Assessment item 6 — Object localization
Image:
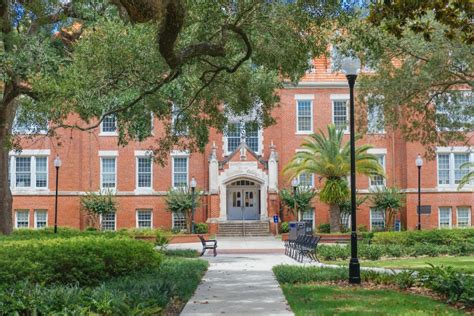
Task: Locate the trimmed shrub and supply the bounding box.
[359,244,384,260]
[317,223,331,234]
[280,222,289,233]
[273,265,347,284]
[0,258,209,315]
[372,228,474,246]
[0,237,162,286]
[194,223,209,234]
[162,249,200,258]
[318,245,349,261]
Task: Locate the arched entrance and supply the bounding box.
[226,179,261,220]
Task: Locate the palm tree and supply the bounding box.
[284,124,384,232]
[457,161,474,190]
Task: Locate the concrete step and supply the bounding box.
[217,221,271,237]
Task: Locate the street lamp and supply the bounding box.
[416,154,423,231]
[53,155,62,234]
[291,177,299,219]
[190,177,197,234]
[342,56,361,285]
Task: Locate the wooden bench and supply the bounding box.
[285,235,320,263]
[198,235,217,257]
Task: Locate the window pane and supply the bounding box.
[101,115,117,133]
[137,209,152,228]
[35,210,47,228]
[454,154,469,184]
[297,100,312,132]
[101,158,116,188]
[173,157,188,187]
[439,207,451,228]
[333,100,347,130]
[173,212,187,231]
[299,173,313,187]
[437,154,450,185]
[36,157,47,188]
[137,158,152,188]
[457,207,471,228]
[102,213,116,231]
[367,102,384,133]
[370,155,385,187]
[15,157,31,187]
[371,208,385,231]
[16,210,29,228]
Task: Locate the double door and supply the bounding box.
[228,188,259,220]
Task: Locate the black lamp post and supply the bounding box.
[53,155,62,234]
[291,177,299,218]
[342,56,361,284]
[416,154,423,230]
[190,177,197,234]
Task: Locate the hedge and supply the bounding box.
[371,228,474,246]
[0,258,209,315]
[0,237,162,286]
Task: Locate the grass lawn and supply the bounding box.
[282,284,464,315]
[361,256,474,273]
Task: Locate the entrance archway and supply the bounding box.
[226,179,261,220]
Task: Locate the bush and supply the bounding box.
[280,222,289,233]
[372,228,474,247]
[273,265,347,284]
[382,244,407,258]
[155,231,170,250]
[357,224,368,232]
[162,249,200,258]
[359,244,384,260]
[0,237,162,286]
[194,223,208,234]
[317,223,331,234]
[318,245,349,261]
[0,258,209,315]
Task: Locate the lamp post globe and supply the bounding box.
[342,55,361,285]
[416,154,423,230]
[53,155,62,234]
[291,178,299,219]
[190,177,197,234]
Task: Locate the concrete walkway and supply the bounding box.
[181,253,300,316]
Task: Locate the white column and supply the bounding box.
[209,142,219,194]
[268,140,278,193]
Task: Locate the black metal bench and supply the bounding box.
[198,235,217,257]
[285,235,320,263]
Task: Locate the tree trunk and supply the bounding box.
[329,204,341,233]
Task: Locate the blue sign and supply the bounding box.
[273,215,279,223]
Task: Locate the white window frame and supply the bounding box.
[370,208,385,231]
[136,209,153,229]
[172,212,187,231]
[34,209,48,229]
[99,114,118,136]
[295,95,314,134]
[171,104,189,136]
[224,120,262,155]
[135,151,153,191]
[9,150,50,192]
[99,151,118,190]
[171,152,189,188]
[438,207,452,228]
[300,208,315,230]
[436,147,473,188]
[367,101,385,134]
[456,207,471,228]
[298,173,314,188]
[370,154,386,188]
[331,95,349,133]
[100,212,117,231]
[15,210,29,228]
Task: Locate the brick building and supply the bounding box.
[9,56,473,234]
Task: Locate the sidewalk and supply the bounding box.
[180,253,299,316]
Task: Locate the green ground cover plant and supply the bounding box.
[371,228,474,246]
[361,256,474,274]
[273,265,474,309]
[162,249,200,258]
[0,237,162,286]
[0,258,208,315]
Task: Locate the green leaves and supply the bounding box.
[279,187,317,215]
[80,190,118,216]
[165,187,201,215]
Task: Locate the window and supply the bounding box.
[100,114,117,134]
[437,151,472,186]
[439,207,452,228]
[226,121,260,153]
[15,210,29,228]
[11,156,48,189]
[16,157,31,187]
[173,157,188,187]
[12,106,48,134]
[101,212,116,231]
[296,100,313,133]
[457,207,471,228]
[333,100,348,131]
[370,208,385,231]
[172,104,188,136]
[370,155,385,187]
[301,208,314,233]
[435,91,473,131]
[137,157,152,189]
[298,173,314,188]
[172,212,187,231]
[454,154,469,184]
[101,158,116,189]
[34,210,47,228]
[367,102,385,134]
[136,209,153,228]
